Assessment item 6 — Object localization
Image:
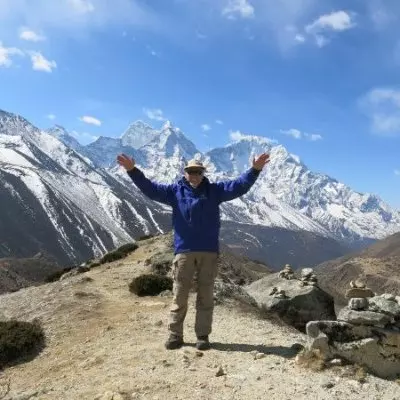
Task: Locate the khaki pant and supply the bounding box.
[168,252,219,338]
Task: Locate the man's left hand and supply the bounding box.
[252,153,270,171]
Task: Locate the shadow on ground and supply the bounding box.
[184,342,303,358]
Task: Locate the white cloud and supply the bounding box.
[307,133,322,141]
[79,115,102,126]
[47,114,56,120]
[196,32,207,40]
[30,52,57,72]
[281,128,322,141]
[222,0,254,19]
[201,124,211,132]
[395,169,400,176]
[281,128,302,139]
[305,11,355,33]
[230,130,249,141]
[143,108,166,121]
[295,34,306,43]
[216,119,223,125]
[19,28,46,42]
[67,0,95,14]
[360,88,400,136]
[0,0,158,34]
[0,42,24,67]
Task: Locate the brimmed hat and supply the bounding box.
[184,159,206,171]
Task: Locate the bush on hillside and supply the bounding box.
[100,250,125,264]
[89,262,101,268]
[99,242,139,265]
[45,266,74,282]
[129,274,173,296]
[116,242,138,255]
[137,234,154,241]
[0,320,45,368]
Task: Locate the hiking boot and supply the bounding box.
[165,334,183,350]
[196,336,211,350]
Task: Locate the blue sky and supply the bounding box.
[0,0,399,208]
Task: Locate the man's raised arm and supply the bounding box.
[117,154,174,205]
[215,153,270,203]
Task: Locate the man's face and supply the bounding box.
[184,168,204,188]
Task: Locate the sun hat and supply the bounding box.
[184,159,206,172]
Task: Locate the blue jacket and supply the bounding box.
[127,167,261,254]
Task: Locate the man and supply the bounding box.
[117,152,270,350]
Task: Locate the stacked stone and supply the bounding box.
[305,282,400,379]
[299,268,318,286]
[345,279,374,311]
[278,264,295,280]
[269,286,287,299]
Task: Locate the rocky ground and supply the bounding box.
[1,238,400,400]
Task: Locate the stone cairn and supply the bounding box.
[268,286,287,299]
[304,278,400,379]
[299,268,318,287]
[278,264,295,280]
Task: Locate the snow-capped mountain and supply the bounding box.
[121,121,158,149]
[46,113,400,244]
[0,110,171,265]
[1,108,399,268]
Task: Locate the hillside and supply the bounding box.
[0,253,62,295]
[1,234,400,399]
[315,231,400,304]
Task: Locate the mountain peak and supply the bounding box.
[121,120,158,149]
[161,120,174,131]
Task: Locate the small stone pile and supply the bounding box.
[305,279,400,379]
[278,264,295,280]
[268,286,287,299]
[299,268,318,287]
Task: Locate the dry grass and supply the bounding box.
[295,348,326,372]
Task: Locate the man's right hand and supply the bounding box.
[117,154,135,171]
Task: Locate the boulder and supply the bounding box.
[337,308,391,327]
[245,273,336,331]
[368,296,400,322]
[305,320,400,379]
[348,297,368,311]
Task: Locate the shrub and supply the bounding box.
[0,320,45,368]
[129,274,173,296]
[45,266,74,282]
[137,234,154,241]
[116,243,138,255]
[100,250,125,264]
[90,262,101,268]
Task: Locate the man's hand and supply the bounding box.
[252,153,270,171]
[117,154,135,171]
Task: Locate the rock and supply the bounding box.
[159,290,173,297]
[255,352,265,359]
[301,268,314,278]
[214,281,257,307]
[321,381,335,389]
[338,308,391,327]
[350,279,366,289]
[11,391,39,400]
[245,272,336,331]
[382,293,396,301]
[345,288,375,299]
[215,366,226,377]
[368,297,400,320]
[349,298,368,311]
[305,321,400,379]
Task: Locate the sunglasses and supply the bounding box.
[186,169,204,176]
